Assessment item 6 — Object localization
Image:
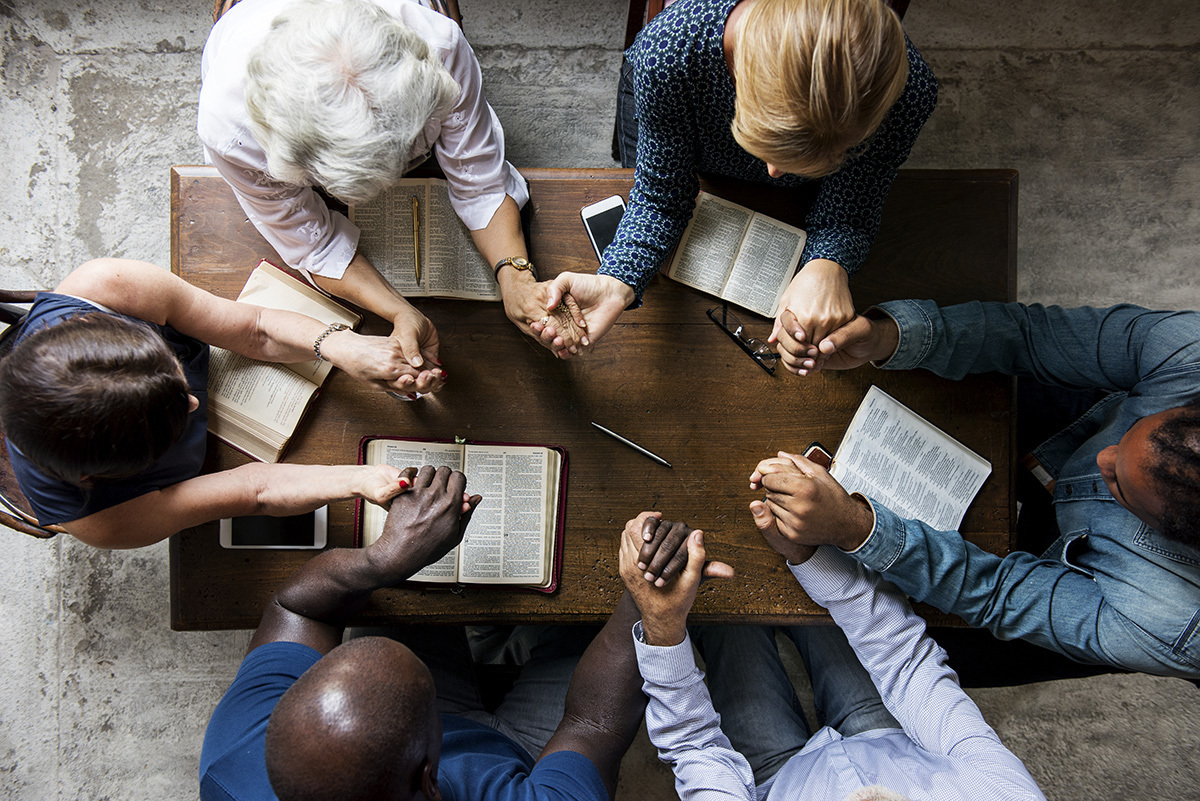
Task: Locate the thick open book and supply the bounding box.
[350,178,498,300]
[666,191,807,318]
[358,437,567,592]
[830,386,992,531]
[207,261,361,463]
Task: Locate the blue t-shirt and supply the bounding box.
[200,641,608,801]
[5,293,209,525]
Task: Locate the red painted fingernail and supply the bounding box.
[435,359,443,366]
[440,370,448,379]
[406,393,418,400]
[399,478,410,489]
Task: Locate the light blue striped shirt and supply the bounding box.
[633,548,1047,801]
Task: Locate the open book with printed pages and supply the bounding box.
[830,386,993,531]
[357,436,567,592]
[666,191,807,318]
[349,178,499,301]
[206,261,361,464]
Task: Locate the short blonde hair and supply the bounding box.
[731,0,908,177]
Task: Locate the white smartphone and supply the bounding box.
[580,194,626,262]
[219,507,328,550]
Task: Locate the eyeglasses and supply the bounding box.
[707,304,777,375]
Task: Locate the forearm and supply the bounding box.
[469,194,527,269]
[313,251,419,325]
[543,592,647,795]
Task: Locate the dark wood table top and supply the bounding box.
[169,165,1018,630]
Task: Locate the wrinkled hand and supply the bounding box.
[366,465,481,583]
[323,330,446,396]
[537,273,636,357]
[387,308,444,394]
[500,275,589,358]
[618,512,733,646]
[769,259,855,376]
[749,451,874,552]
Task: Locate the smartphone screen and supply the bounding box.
[581,197,626,261]
[219,508,327,549]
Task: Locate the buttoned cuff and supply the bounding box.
[845,497,909,573]
[874,299,938,370]
[632,622,699,684]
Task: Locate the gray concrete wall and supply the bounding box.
[1,1,1198,799]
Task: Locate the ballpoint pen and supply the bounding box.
[411,195,421,283]
[591,422,672,468]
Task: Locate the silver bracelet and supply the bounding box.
[313,322,350,361]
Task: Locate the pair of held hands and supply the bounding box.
[527,258,864,374]
[329,257,885,396]
[361,450,876,645]
[618,448,873,647]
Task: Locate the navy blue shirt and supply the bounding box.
[601,0,938,301]
[5,293,209,525]
[200,642,609,801]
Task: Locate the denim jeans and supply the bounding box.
[351,625,596,759]
[690,624,900,785]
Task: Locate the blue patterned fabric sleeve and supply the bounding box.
[598,23,707,304]
[800,37,938,273]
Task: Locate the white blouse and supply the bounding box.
[198,0,528,280]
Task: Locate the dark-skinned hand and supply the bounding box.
[618,511,734,646]
[749,451,874,552]
[366,465,481,584]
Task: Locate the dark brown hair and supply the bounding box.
[1149,400,1200,548]
[0,313,191,485]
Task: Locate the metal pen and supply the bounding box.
[590,422,672,468]
[411,195,422,283]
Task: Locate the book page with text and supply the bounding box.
[456,445,552,584]
[667,193,752,295]
[208,347,315,435]
[425,181,499,300]
[351,182,426,296]
[362,439,466,581]
[721,215,805,317]
[830,386,992,531]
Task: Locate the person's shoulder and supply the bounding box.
[382,0,465,61]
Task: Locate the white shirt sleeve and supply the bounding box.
[790,548,1045,800]
[431,19,528,230]
[632,623,756,801]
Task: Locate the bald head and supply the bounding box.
[265,637,440,801]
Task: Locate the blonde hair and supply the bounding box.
[731,0,908,177]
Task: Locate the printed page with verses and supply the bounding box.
[831,386,992,531]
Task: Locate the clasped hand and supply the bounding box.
[617,511,733,646]
[366,465,481,583]
[769,259,856,376]
[749,451,874,557]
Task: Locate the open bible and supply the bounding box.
[207,261,361,463]
[666,191,807,317]
[830,386,992,531]
[350,178,498,300]
[357,437,567,592]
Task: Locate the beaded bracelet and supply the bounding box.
[313,322,350,361]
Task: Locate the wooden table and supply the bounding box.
[170,166,1017,630]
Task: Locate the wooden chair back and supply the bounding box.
[0,293,65,538]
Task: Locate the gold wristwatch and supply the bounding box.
[493,256,538,281]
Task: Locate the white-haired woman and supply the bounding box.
[199,0,580,384]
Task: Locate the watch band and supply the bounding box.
[493,256,538,281]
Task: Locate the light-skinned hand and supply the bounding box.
[536,272,636,357]
[769,259,855,376]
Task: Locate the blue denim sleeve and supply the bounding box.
[852,499,1116,666]
[800,38,938,274]
[878,299,1200,394]
[598,45,700,305]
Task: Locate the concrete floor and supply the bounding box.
[2,1,1199,799]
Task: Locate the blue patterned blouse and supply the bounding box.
[600,0,938,304]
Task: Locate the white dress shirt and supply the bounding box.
[198,0,527,280]
[633,547,1048,801]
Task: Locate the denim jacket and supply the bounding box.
[849,300,1200,679]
